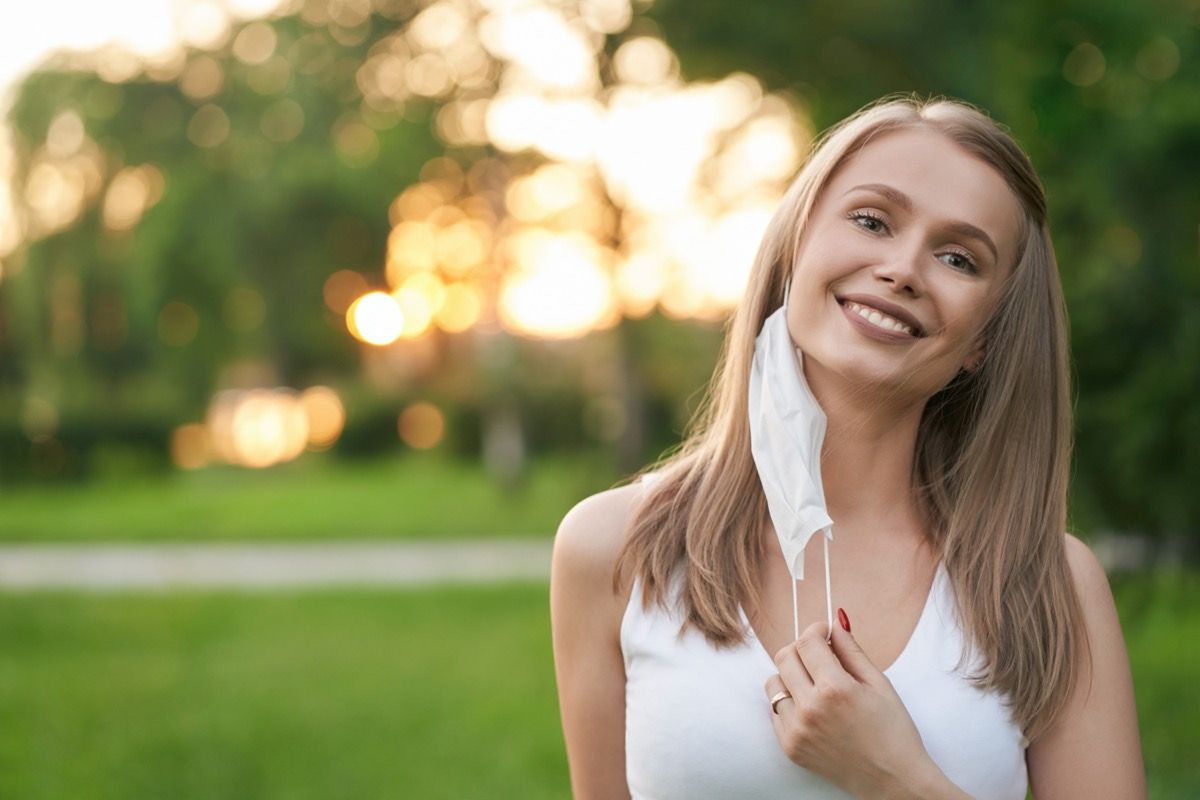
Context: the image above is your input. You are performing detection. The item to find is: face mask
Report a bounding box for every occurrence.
[747,282,835,640]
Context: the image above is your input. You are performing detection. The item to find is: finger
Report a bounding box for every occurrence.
[795,621,852,687]
[764,672,795,716]
[828,615,885,686]
[772,641,813,696]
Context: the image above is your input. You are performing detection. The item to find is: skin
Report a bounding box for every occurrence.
[550,128,1145,798]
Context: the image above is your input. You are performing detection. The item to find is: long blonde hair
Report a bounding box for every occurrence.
[612,93,1083,742]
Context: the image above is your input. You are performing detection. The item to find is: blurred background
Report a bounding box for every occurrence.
[0,0,1196,797]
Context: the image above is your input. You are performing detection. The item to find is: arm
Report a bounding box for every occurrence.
[1026,534,1147,798]
[550,488,639,800]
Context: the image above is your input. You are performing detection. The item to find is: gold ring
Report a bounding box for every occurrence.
[769,690,792,715]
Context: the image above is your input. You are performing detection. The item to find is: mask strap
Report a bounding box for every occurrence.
[781,272,833,641]
[791,529,833,641]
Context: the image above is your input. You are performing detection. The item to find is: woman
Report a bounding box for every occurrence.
[550,95,1145,799]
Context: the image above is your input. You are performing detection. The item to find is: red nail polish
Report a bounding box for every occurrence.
[837,607,851,633]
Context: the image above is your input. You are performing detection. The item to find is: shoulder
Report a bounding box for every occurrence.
[551,478,656,653]
[553,479,652,592]
[1063,532,1114,610]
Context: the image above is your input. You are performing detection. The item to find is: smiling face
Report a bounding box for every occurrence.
[786,126,1026,403]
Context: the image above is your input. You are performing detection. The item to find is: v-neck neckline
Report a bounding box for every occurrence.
[736,560,944,677]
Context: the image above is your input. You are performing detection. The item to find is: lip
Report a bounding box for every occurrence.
[836,293,926,337]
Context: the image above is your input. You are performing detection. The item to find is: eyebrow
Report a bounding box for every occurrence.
[844,182,999,264]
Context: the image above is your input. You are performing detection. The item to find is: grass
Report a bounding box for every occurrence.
[0,452,620,542]
[0,582,568,799]
[0,572,1194,798]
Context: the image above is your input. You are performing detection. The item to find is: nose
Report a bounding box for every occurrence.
[872,241,925,296]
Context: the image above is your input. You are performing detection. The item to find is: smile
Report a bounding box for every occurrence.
[836,297,925,342]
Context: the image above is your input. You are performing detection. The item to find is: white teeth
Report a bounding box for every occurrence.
[845,301,916,336]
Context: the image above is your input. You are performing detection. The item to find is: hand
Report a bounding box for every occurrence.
[764,614,943,799]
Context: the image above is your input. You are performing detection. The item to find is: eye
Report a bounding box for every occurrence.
[847,210,888,234]
[939,249,979,274]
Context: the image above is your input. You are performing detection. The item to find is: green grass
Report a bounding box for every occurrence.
[0,452,620,542]
[0,583,569,799]
[0,572,1194,799]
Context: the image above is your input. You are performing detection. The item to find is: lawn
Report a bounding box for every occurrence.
[0,452,620,542]
[0,572,1195,799]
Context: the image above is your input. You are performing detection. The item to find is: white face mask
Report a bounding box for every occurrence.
[747,282,835,639]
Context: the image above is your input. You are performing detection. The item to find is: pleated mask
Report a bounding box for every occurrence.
[747,284,835,639]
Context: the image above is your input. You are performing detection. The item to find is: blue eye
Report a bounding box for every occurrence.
[940,250,979,273]
[848,211,887,233]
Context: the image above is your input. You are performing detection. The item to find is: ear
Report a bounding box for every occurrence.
[962,340,985,373]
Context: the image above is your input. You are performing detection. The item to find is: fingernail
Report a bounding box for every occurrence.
[837,607,851,633]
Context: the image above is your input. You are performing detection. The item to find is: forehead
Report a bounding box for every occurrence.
[823,127,1025,269]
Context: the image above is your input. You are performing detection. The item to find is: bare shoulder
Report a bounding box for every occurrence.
[1063,532,1115,608]
[553,480,652,595]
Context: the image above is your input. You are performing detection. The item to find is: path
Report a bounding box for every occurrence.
[0,539,553,591]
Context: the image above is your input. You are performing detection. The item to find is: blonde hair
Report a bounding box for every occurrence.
[612,93,1084,742]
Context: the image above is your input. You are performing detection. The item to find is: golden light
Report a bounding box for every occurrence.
[615,253,667,318]
[579,0,632,34]
[347,291,404,345]
[506,163,585,222]
[435,219,489,276]
[187,104,231,148]
[398,401,445,449]
[486,94,601,162]
[46,111,86,158]
[480,6,598,92]
[179,1,231,49]
[408,1,470,51]
[436,280,484,332]
[102,165,166,232]
[405,52,454,97]
[229,389,309,468]
[333,118,379,166]
[232,22,277,65]
[395,279,438,338]
[180,56,224,100]
[200,384,339,469]
[712,111,801,197]
[323,269,369,314]
[612,37,678,85]
[24,161,86,234]
[300,386,345,449]
[170,423,211,470]
[387,220,437,282]
[158,301,200,346]
[498,229,618,338]
[389,183,444,223]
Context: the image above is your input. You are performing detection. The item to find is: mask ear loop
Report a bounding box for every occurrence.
[780,273,835,644]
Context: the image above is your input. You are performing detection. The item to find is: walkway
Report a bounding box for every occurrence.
[0,539,553,591]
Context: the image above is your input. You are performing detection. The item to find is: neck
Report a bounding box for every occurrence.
[802,357,928,534]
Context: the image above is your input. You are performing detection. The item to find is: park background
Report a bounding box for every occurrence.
[0,0,1197,796]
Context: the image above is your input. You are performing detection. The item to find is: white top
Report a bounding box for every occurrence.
[621,561,1029,800]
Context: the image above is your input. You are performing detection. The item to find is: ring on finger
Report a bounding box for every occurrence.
[769,690,792,715]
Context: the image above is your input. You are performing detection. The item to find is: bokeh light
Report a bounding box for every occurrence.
[347,291,404,345]
[398,401,445,449]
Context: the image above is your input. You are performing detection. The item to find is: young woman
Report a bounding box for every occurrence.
[550,95,1145,799]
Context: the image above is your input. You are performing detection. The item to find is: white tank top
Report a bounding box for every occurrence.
[621,561,1029,799]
